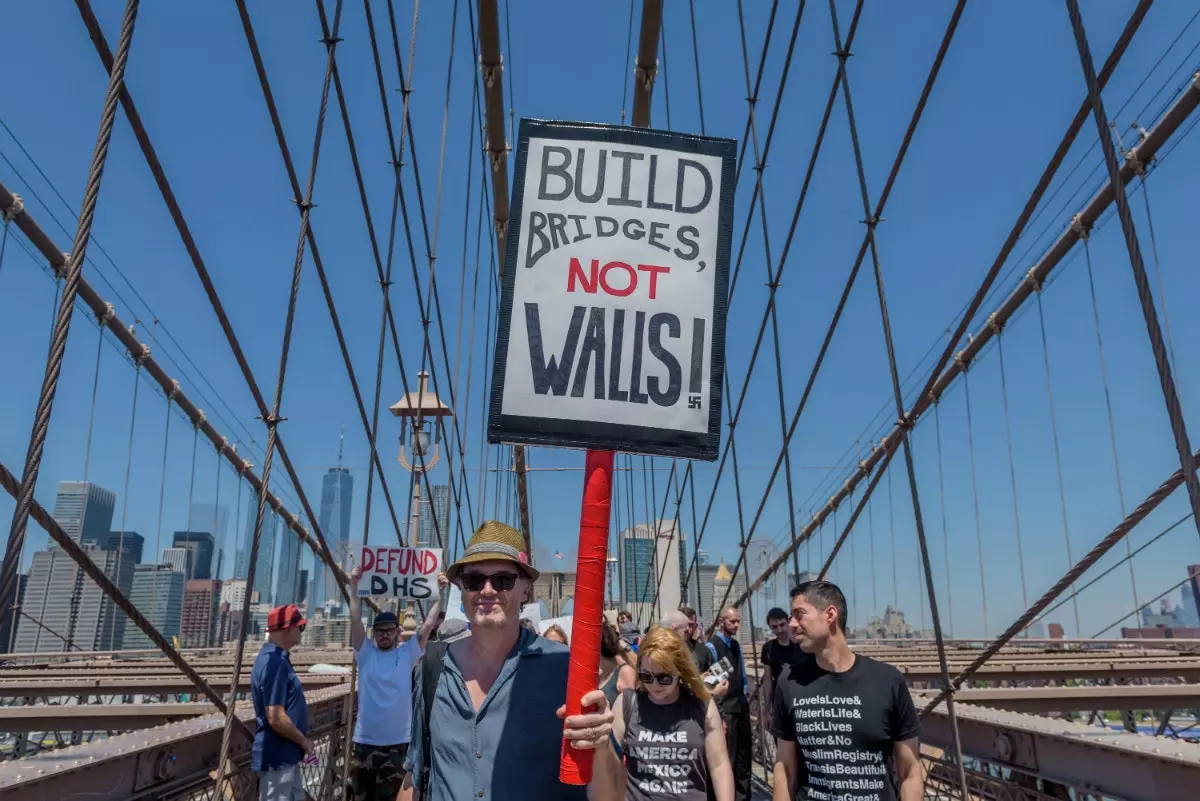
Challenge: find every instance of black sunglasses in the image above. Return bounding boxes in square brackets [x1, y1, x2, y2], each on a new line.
[459, 571, 519, 592]
[638, 671, 677, 686]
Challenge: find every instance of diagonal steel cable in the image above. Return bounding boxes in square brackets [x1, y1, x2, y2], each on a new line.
[922, 445, 1200, 714]
[728, 0, 1156, 608]
[72, 0, 357, 614]
[0, 457, 245, 729]
[0, 0, 142, 647]
[212, 1, 345, 791]
[704, 0, 963, 624]
[825, 0, 970, 791]
[1063, 0, 1200, 543]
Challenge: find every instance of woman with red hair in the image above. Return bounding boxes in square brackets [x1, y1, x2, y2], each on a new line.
[590, 627, 734, 801]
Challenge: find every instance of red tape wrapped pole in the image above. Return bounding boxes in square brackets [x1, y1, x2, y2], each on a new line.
[559, 449, 615, 785]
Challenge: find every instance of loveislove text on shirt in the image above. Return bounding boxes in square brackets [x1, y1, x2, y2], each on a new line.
[488, 119, 736, 460]
[356, 547, 442, 599]
[788, 693, 890, 801]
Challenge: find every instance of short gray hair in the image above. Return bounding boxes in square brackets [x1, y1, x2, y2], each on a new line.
[660, 610, 689, 630]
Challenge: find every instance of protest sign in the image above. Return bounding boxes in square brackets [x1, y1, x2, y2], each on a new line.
[488, 119, 736, 460]
[356, 546, 442, 599]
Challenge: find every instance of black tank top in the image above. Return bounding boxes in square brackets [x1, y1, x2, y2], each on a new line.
[621, 688, 708, 801]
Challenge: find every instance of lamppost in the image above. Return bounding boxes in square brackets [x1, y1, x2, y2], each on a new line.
[389, 370, 453, 629]
[606, 555, 618, 610]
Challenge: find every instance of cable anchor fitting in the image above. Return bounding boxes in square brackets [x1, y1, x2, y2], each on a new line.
[860, 215, 884, 228]
[896, 414, 915, 431]
[97, 302, 115, 327]
[833, 49, 853, 61]
[195, 410, 207, 427]
[1069, 213, 1091, 241]
[292, 198, 317, 212]
[636, 61, 659, 91]
[258, 413, 287, 428]
[2, 192, 23, 223]
[133, 343, 150, 367]
[167, 380, 180, 400]
[987, 311, 1004, 336]
[953, 349, 971, 373]
[218, 436, 229, 456]
[1124, 148, 1149, 177]
[1026, 267, 1044, 293]
[480, 55, 503, 89]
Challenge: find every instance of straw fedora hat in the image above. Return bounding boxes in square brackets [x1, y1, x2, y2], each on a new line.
[446, 520, 540, 582]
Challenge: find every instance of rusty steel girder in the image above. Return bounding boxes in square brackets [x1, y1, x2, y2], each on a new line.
[0, 686, 349, 800]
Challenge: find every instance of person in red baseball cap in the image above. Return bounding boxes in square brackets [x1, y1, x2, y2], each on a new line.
[251, 603, 310, 800]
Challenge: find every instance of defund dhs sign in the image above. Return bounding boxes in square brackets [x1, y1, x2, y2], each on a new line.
[489, 120, 736, 460]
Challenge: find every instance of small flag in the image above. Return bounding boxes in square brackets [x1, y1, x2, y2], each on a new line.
[554, 551, 564, 560]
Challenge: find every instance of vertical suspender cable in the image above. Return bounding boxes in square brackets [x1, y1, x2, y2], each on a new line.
[1079, 230, 1139, 621]
[0, 0, 142, 645]
[212, 2, 346, 793]
[994, 335, 1030, 628]
[1035, 291, 1082, 635]
[962, 370, 989, 636]
[828, 1, 971, 796]
[1064, 0, 1200, 545]
[933, 404, 955, 637]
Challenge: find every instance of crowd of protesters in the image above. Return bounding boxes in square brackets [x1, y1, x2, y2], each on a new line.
[248, 519, 924, 801]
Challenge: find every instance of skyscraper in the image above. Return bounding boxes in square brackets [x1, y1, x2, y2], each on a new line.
[711, 561, 747, 642]
[8, 482, 119, 653]
[123, 564, 185, 650]
[162, 547, 193, 578]
[180, 579, 222, 648]
[313, 467, 354, 609]
[14, 545, 133, 652]
[105, 531, 144, 565]
[618, 520, 684, 625]
[173, 531, 216, 580]
[51, 481, 116, 545]
[234, 498, 278, 605]
[275, 523, 304, 607]
[189, 504, 229, 555]
[417, 484, 451, 548]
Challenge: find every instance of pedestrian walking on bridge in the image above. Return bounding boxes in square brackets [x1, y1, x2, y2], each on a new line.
[402, 520, 614, 801]
[347, 566, 446, 801]
[251, 604, 311, 801]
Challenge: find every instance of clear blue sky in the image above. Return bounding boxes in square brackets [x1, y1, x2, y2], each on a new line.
[1, 1, 1199, 638]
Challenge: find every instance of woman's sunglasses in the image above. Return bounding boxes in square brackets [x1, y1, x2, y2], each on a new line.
[459, 571, 519, 592]
[638, 671, 677, 686]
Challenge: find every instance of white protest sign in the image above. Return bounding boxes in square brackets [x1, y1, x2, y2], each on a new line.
[488, 119, 736, 460]
[445, 584, 467, 622]
[356, 546, 442, 600]
[519, 603, 542, 632]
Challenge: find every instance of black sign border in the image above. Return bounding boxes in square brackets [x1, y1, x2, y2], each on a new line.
[487, 118, 735, 461]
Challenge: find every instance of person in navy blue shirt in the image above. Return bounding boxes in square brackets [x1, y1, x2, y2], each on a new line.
[251, 603, 311, 801]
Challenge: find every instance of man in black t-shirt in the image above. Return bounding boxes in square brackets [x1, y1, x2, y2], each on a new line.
[770, 581, 924, 801]
[761, 606, 809, 709]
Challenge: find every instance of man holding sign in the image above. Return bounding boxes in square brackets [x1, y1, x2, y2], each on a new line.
[347, 566, 446, 801]
[401, 521, 612, 800]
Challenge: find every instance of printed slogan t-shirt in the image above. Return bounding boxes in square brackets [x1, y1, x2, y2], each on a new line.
[770, 655, 920, 801]
[622, 688, 708, 801]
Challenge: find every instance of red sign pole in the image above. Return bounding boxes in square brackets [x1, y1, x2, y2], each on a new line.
[559, 448, 615, 785]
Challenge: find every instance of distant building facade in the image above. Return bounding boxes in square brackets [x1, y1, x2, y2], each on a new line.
[234, 496, 278, 605]
[14, 545, 133, 652]
[417, 484, 451, 548]
[173, 531, 216, 580]
[105, 531, 144, 565]
[162, 547, 193, 578]
[180, 579, 222, 648]
[312, 467, 354, 609]
[123, 564, 185, 650]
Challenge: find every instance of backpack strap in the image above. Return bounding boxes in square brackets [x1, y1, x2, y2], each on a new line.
[418, 641, 449, 799]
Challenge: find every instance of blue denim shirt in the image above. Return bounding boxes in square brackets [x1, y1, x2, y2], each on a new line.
[250, 643, 308, 772]
[404, 628, 587, 801]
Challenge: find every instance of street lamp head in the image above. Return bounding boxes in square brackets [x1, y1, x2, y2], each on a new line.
[389, 370, 453, 420]
[392, 371, 453, 472]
